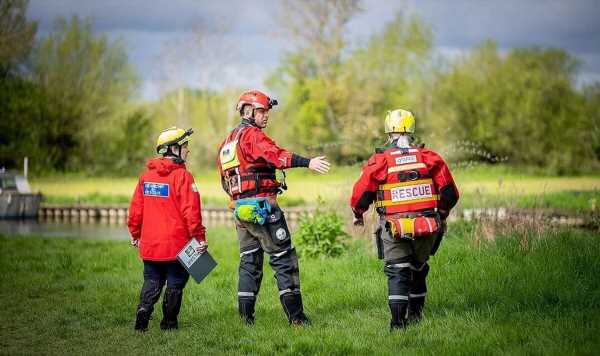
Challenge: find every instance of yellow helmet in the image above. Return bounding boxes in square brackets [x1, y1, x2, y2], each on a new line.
[384, 109, 416, 134]
[156, 127, 193, 154]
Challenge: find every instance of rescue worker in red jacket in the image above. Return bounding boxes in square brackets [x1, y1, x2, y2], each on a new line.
[128, 127, 207, 332]
[217, 89, 330, 325]
[350, 109, 459, 330]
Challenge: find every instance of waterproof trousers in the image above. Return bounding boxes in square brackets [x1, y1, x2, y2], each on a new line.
[235, 207, 308, 325]
[134, 260, 189, 331]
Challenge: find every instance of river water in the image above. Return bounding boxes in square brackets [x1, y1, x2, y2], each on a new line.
[0, 219, 131, 240]
[0, 218, 239, 240]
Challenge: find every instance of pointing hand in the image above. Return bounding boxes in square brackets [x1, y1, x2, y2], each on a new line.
[309, 156, 331, 174]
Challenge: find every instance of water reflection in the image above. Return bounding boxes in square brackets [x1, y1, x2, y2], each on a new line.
[0, 218, 236, 240]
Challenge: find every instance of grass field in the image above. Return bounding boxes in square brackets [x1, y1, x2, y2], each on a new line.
[31, 165, 600, 212]
[1, 223, 599, 355]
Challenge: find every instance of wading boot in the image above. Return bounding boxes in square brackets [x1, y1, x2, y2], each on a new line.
[134, 307, 151, 332]
[160, 288, 183, 330]
[407, 297, 425, 324]
[134, 279, 163, 332]
[389, 303, 408, 331]
[281, 293, 310, 326]
[239, 299, 256, 325]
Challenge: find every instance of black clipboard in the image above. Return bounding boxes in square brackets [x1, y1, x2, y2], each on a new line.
[176, 238, 217, 284]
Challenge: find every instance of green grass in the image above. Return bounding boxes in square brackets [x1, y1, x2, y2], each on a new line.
[458, 189, 600, 212]
[1, 224, 599, 355]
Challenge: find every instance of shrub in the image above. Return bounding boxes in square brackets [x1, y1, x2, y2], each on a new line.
[294, 210, 349, 258]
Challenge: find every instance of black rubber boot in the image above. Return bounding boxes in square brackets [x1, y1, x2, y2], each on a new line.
[160, 288, 183, 330]
[135, 308, 151, 332]
[389, 303, 408, 331]
[239, 299, 256, 325]
[134, 280, 164, 332]
[408, 297, 425, 324]
[280, 293, 310, 326]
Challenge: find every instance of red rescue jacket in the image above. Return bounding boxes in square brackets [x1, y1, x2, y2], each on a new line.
[217, 123, 294, 200]
[128, 158, 206, 261]
[351, 145, 459, 219]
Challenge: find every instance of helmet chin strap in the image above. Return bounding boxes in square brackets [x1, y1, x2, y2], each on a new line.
[241, 105, 259, 127]
[166, 145, 185, 164]
[241, 117, 256, 126]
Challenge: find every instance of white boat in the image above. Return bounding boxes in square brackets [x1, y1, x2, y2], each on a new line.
[0, 171, 43, 218]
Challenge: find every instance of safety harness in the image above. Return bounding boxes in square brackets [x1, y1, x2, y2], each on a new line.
[375, 146, 438, 215]
[219, 124, 283, 199]
[374, 146, 442, 241]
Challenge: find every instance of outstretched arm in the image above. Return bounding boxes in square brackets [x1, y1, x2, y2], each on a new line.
[242, 128, 330, 173]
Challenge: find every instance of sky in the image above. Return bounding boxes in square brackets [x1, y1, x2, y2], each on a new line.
[27, 0, 600, 100]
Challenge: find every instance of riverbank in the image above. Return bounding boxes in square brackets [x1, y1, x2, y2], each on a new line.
[1, 224, 599, 355]
[30, 166, 600, 213]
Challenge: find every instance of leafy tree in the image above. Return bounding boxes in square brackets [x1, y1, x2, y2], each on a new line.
[90, 108, 153, 175]
[583, 83, 600, 162]
[148, 88, 237, 170]
[29, 16, 138, 171]
[431, 41, 596, 173]
[0, 75, 46, 171]
[0, 0, 37, 77]
[270, 11, 433, 163]
[0, 0, 41, 171]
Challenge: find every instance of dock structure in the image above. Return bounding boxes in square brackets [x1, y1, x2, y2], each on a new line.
[38, 204, 314, 227]
[37, 204, 595, 229]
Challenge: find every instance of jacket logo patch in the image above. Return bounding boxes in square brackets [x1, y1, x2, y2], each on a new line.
[143, 182, 169, 197]
[391, 184, 432, 202]
[395, 155, 417, 165]
[276, 228, 287, 241]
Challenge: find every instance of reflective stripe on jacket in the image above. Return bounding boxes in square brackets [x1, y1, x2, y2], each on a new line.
[351, 146, 459, 217]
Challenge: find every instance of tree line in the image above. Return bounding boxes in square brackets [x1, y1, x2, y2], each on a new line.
[1, 0, 598, 175]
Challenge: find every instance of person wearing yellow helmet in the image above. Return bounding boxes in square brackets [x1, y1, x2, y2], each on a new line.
[156, 127, 194, 164]
[384, 109, 416, 146]
[350, 109, 459, 330]
[128, 126, 207, 332]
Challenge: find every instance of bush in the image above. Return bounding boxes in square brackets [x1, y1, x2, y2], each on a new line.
[294, 210, 349, 258]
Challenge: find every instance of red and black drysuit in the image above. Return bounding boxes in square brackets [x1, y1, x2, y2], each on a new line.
[128, 157, 206, 329]
[217, 120, 311, 324]
[351, 143, 459, 328]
